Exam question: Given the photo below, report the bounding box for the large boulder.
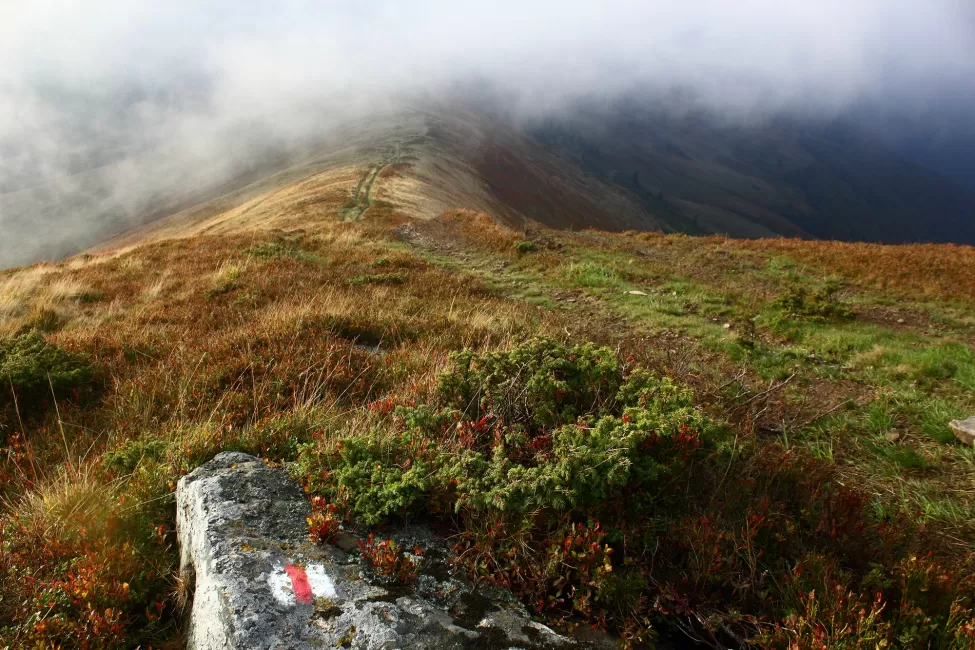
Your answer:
[176,452,586,650]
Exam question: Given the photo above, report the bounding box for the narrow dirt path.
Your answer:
[360,165,382,206]
[341,165,377,222]
[350,167,372,204]
[341,141,408,222]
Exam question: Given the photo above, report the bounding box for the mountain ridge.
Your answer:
[5,104,975,269]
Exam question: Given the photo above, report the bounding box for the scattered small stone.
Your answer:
[897,318,906,324]
[333,532,358,553]
[626,290,648,296]
[885,431,901,443]
[722,323,732,329]
[949,417,975,447]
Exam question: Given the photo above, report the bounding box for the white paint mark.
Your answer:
[268,566,294,605]
[305,564,337,598]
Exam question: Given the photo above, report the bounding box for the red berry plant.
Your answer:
[358,534,423,584]
[307,496,342,544]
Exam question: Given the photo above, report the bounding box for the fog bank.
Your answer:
[2,0,973,266]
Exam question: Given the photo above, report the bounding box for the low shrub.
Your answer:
[300,338,718,640]
[102,437,168,475]
[0,330,93,411]
[774,280,854,322]
[298,337,975,647]
[436,337,624,429]
[757,553,975,649]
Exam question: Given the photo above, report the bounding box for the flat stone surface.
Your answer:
[949,416,975,446]
[177,452,583,650]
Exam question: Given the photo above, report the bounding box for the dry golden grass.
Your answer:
[734,237,975,302]
[437,209,521,251]
[2,220,556,455]
[547,229,975,312]
[11,464,120,544]
[0,266,103,336]
[6,185,975,648]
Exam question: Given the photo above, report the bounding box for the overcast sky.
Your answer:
[4,1,973,116]
[1,0,974,266]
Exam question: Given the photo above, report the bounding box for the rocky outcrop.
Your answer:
[176,452,586,650]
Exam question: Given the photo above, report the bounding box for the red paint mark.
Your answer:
[285,564,314,604]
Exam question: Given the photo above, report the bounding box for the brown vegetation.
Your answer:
[4,180,975,648]
[735,237,975,303]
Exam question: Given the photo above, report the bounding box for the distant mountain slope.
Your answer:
[6,103,975,269]
[531,107,975,244]
[89,107,673,255]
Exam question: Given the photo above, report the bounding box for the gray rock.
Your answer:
[177,452,581,650]
[949,417,975,447]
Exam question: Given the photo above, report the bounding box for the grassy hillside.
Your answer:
[3,169,975,648]
[1,106,667,271]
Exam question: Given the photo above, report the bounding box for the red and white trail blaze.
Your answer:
[284,564,315,605]
[268,561,337,606]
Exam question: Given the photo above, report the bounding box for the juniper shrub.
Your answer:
[299,338,975,648]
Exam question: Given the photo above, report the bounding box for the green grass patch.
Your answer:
[513,240,538,254]
[562,261,623,288]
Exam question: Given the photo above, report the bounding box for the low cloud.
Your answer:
[2,0,973,266]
